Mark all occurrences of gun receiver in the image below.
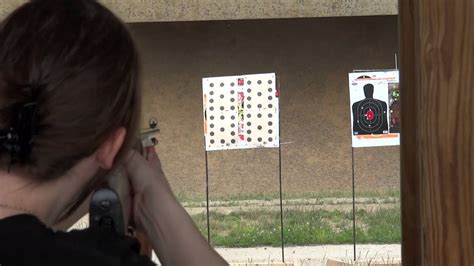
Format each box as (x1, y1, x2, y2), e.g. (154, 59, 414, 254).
(89, 188, 126, 235)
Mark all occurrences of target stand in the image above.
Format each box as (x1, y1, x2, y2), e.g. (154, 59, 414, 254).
(202, 73, 285, 262)
(348, 69, 400, 261)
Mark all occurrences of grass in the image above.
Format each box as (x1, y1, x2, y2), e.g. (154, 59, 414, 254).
(192, 207, 401, 248)
(183, 189, 401, 247)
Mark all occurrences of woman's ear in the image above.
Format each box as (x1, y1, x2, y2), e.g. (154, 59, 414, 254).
(95, 127, 127, 170)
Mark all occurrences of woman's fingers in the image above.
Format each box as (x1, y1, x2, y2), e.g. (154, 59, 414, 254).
(144, 146, 164, 169)
(124, 148, 166, 196)
(124, 150, 150, 193)
(145, 146, 157, 161)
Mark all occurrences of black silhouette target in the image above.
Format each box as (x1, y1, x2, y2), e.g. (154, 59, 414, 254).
(354, 99, 386, 133)
(349, 71, 400, 148)
(350, 81, 390, 137)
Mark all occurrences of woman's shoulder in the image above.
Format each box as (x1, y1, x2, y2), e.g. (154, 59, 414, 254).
(0, 214, 155, 266)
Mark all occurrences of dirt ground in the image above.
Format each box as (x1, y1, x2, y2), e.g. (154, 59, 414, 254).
(184, 197, 399, 215)
(128, 16, 400, 200)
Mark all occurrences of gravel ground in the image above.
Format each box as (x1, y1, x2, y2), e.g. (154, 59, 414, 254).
(214, 245, 401, 266)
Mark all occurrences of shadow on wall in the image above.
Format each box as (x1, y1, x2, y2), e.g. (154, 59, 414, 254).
(129, 16, 400, 201)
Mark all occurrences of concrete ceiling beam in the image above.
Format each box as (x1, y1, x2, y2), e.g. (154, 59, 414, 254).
(1, 0, 397, 23)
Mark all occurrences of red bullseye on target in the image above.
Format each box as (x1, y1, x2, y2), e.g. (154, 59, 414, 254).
(366, 109, 374, 121)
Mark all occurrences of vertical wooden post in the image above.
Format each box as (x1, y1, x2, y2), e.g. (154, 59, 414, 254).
(399, 1, 422, 265)
(400, 0, 474, 265)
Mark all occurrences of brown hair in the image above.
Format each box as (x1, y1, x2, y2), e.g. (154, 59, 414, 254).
(0, 0, 141, 180)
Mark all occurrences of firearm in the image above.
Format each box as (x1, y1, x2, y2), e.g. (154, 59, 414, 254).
(89, 118, 160, 257)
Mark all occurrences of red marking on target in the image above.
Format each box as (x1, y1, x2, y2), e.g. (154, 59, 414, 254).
(238, 78, 244, 86)
(366, 109, 374, 121)
(238, 91, 245, 140)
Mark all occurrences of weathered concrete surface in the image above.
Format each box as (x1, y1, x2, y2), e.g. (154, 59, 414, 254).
(0, 0, 398, 23)
(129, 16, 400, 200)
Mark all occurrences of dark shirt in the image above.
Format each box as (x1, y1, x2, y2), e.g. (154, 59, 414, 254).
(0, 214, 156, 266)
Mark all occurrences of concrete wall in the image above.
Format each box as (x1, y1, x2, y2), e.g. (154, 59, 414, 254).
(130, 16, 400, 200)
(0, 0, 398, 22)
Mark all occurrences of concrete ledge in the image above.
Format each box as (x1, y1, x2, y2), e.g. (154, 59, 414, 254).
(1, 0, 397, 23)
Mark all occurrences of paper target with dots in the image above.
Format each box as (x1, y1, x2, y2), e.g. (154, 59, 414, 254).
(202, 73, 279, 151)
(348, 71, 400, 148)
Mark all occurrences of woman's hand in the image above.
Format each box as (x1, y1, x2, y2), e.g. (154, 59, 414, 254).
(124, 147, 173, 234)
(125, 147, 170, 198)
